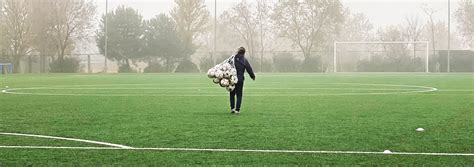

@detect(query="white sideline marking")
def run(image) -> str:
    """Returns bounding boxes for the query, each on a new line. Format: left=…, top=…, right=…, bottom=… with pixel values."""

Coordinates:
left=0, top=132, right=132, bottom=149
left=438, top=89, right=474, bottom=92
left=7, top=87, right=428, bottom=90
left=0, top=145, right=473, bottom=156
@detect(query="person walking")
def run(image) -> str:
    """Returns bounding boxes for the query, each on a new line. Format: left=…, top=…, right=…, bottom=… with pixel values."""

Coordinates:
left=230, top=47, right=255, bottom=114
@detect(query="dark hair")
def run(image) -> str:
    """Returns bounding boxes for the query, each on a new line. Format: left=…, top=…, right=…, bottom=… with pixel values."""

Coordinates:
left=237, top=47, right=246, bottom=54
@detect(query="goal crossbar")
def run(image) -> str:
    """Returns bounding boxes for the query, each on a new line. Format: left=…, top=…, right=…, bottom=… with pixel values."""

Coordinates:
left=333, top=41, right=430, bottom=72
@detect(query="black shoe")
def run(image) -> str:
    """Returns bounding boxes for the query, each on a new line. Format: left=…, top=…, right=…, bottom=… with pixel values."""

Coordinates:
left=235, top=110, right=240, bottom=114
left=231, top=109, right=235, bottom=114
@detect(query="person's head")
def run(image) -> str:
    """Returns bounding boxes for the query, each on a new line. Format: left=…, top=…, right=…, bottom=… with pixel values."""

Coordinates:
left=237, top=47, right=246, bottom=55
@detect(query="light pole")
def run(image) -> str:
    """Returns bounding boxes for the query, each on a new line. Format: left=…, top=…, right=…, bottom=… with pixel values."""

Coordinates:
left=447, top=0, right=451, bottom=72
left=213, top=0, right=217, bottom=65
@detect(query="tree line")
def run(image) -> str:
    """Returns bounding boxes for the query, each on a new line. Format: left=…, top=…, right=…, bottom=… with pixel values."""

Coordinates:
left=0, top=0, right=472, bottom=73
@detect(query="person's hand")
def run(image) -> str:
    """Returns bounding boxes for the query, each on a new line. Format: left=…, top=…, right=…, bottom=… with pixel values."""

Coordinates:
left=251, top=76, right=256, bottom=81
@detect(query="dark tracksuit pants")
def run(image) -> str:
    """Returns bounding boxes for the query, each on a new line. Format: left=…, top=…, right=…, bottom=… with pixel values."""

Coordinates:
left=229, top=81, right=244, bottom=111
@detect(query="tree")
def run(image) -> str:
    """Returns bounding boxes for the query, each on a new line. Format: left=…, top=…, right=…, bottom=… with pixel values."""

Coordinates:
left=171, top=0, right=210, bottom=59
left=220, top=0, right=258, bottom=61
left=220, top=0, right=273, bottom=72
left=0, top=0, right=6, bottom=59
left=422, top=5, right=439, bottom=58
left=256, top=0, right=272, bottom=72
left=422, top=21, right=450, bottom=72
left=272, top=0, right=344, bottom=71
left=45, top=0, right=96, bottom=72
left=0, top=0, right=33, bottom=73
left=97, top=6, right=145, bottom=72
left=455, top=0, right=474, bottom=47
left=336, top=9, right=373, bottom=72
left=145, top=14, right=184, bottom=72
left=402, top=15, right=425, bottom=59
left=337, top=10, right=373, bottom=41
left=29, top=0, right=57, bottom=73
left=375, top=26, right=417, bottom=72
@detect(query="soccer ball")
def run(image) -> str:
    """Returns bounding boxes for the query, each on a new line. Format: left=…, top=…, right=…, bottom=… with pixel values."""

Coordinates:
left=213, top=78, right=221, bottom=84
left=215, top=70, right=224, bottom=79
left=219, top=64, right=226, bottom=71
left=226, top=85, right=235, bottom=92
left=223, top=70, right=231, bottom=78
left=224, top=63, right=232, bottom=70
left=1, top=90, right=6, bottom=93
left=207, top=69, right=216, bottom=78
left=230, top=68, right=237, bottom=76
left=230, top=76, right=238, bottom=85
left=220, top=78, right=230, bottom=87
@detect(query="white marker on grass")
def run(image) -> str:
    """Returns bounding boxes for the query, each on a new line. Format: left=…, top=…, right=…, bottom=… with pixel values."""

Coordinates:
left=416, top=128, right=425, bottom=132
left=383, top=150, right=392, bottom=154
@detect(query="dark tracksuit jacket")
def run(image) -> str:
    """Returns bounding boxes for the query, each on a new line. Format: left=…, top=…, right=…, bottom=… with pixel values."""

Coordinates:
left=230, top=53, right=255, bottom=111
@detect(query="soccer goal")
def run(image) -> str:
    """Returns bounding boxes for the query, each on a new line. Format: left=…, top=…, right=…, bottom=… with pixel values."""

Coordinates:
left=333, top=41, right=430, bottom=72
left=0, top=63, right=14, bottom=74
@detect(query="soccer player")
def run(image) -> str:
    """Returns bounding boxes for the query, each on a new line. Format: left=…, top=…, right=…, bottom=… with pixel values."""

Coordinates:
left=230, top=47, right=255, bottom=114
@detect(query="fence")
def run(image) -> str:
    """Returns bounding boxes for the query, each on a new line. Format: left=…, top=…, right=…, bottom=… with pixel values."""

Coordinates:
left=1, top=49, right=472, bottom=73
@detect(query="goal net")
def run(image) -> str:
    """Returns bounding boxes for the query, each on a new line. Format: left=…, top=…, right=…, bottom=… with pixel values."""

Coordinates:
left=334, top=41, right=430, bottom=72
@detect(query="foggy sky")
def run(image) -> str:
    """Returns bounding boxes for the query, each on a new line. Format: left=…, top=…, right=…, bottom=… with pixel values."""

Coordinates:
left=95, top=0, right=461, bottom=30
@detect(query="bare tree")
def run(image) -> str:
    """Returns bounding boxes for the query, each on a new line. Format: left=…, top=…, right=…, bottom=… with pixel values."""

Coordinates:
left=0, top=0, right=5, bottom=58
left=0, top=0, right=33, bottom=72
left=220, top=1, right=258, bottom=61
left=44, top=0, right=95, bottom=72
left=272, top=0, right=343, bottom=71
left=338, top=10, right=373, bottom=41
left=336, top=9, right=373, bottom=72
left=171, top=0, right=210, bottom=57
left=256, top=0, right=272, bottom=71
left=455, top=0, right=474, bottom=47
left=376, top=26, right=410, bottom=71
left=29, top=0, right=57, bottom=73
left=402, top=15, right=425, bottom=59
left=422, top=5, right=438, bottom=58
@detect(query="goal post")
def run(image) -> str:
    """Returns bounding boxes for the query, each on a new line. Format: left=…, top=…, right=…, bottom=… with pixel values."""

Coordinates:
left=334, top=41, right=430, bottom=73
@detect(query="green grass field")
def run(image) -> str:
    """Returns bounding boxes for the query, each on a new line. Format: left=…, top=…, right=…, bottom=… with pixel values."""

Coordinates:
left=0, top=73, right=473, bottom=165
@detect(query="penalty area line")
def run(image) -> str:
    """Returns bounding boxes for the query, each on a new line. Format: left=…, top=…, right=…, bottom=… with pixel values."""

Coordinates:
left=0, top=146, right=473, bottom=156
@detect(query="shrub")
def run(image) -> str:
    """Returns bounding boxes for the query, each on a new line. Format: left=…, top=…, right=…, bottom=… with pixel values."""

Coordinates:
left=50, top=57, right=80, bottom=73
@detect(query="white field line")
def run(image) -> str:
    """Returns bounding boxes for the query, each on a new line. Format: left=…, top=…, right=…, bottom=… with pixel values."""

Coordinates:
left=6, top=87, right=427, bottom=90
left=0, top=132, right=132, bottom=149
left=0, top=145, right=473, bottom=156
left=437, top=89, right=474, bottom=92
left=3, top=92, right=440, bottom=97
left=1, top=83, right=438, bottom=96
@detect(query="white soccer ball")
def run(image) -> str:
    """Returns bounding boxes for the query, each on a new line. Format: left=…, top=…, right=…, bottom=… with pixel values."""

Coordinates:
left=220, top=78, right=230, bottom=87
left=224, top=63, right=232, bottom=70
left=219, top=64, right=226, bottom=71
left=226, top=85, right=235, bottom=92
left=230, top=68, right=237, bottom=76
left=207, top=69, right=216, bottom=78
left=212, top=78, right=221, bottom=84
left=416, top=128, right=425, bottom=132
left=223, top=70, right=231, bottom=78
left=5, top=86, right=8, bottom=89
left=230, top=76, right=238, bottom=85
left=215, top=70, right=224, bottom=79
left=1, top=90, right=6, bottom=93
